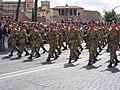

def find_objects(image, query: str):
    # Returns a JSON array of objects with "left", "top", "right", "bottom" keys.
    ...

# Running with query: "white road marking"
[
  {"left": 0, "top": 59, "right": 82, "bottom": 80},
  {"left": 0, "top": 62, "right": 67, "bottom": 80}
]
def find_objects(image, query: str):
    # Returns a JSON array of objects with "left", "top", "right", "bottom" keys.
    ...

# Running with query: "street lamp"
[{"left": 113, "top": 5, "right": 120, "bottom": 10}]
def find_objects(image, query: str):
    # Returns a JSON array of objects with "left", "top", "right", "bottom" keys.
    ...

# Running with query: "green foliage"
[{"left": 104, "top": 9, "right": 118, "bottom": 23}]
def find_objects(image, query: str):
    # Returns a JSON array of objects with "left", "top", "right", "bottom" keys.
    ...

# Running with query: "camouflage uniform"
[
  {"left": 61, "top": 27, "right": 68, "bottom": 50},
  {"left": 38, "top": 28, "right": 47, "bottom": 54},
  {"left": 46, "top": 28, "right": 59, "bottom": 62},
  {"left": 68, "top": 28, "right": 79, "bottom": 63},
  {"left": 8, "top": 26, "right": 19, "bottom": 57},
  {"left": 28, "top": 29, "right": 41, "bottom": 60},
  {"left": 17, "top": 28, "right": 29, "bottom": 58},
  {"left": 107, "top": 26, "right": 119, "bottom": 68},
  {"left": 87, "top": 28, "right": 99, "bottom": 65}
]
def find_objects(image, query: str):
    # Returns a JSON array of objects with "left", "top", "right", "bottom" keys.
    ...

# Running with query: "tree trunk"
[
  {"left": 16, "top": 0, "right": 21, "bottom": 21},
  {"left": 34, "top": 0, "right": 38, "bottom": 22}
]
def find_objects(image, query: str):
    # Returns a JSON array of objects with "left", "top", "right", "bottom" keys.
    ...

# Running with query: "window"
[
  {"left": 61, "top": 9, "right": 64, "bottom": 15},
  {"left": 27, "top": 4, "right": 29, "bottom": 7},
  {"left": 70, "top": 9, "right": 72, "bottom": 15},
  {"left": 74, "top": 9, "right": 77, "bottom": 16}
]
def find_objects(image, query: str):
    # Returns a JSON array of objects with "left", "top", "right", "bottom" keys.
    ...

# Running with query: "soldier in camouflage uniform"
[
  {"left": 17, "top": 26, "right": 29, "bottom": 58},
  {"left": 61, "top": 26, "right": 68, "bottom": 50},
  {"left": 46, "top": 27, "right": 59, "bottom": 62},
  {"left": 28, "top": 26, "right": 41, "bottom": 60},
  {"left": 68, "top": 26, "right": 80, "bottom": 63},
  {"left": 87, "top": 22, "right": 99, "bottom": 66},
  {"left": 107, "top": 22, "right": 119, "bottom": 68},
  {"left": 8, "top": 24, "right": 20, "bottom": 57},
  {"left": 38, "top": 27, "right": 47, "bottom": 54}
]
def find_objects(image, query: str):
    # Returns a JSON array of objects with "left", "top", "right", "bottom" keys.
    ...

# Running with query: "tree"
[
  {"left": 15, "top": 0, "right": 21, "bottom": 21},
  {"left": 34, "top": 0, "right": 38, "bottom": 22},
  {"left": 104, "top": 9, "right": 118, "bottom": 23}
]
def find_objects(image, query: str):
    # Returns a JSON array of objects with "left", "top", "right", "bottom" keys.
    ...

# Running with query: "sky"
[{"left": 3, "top": 0, "right": 120, "bottom": 15}]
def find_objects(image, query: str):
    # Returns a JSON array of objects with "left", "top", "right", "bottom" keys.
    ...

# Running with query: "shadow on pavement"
[
  {"left": 2, "top": 56, "right": 11, "bottom": 59},
  {"left": 81, "top": 65, "right": 102, "bottom": 70},
  {"left": 41, "top": 61, "right": 55, "bottom": 65},
  {"left": 101, "top": 67, "right": 120, "bottom": 73},
  {"left": 10, "top": 57, "right": 21, "bottom": 60},
  {"left": 63, "top": 63, "right": 79, "bottom": 68}
]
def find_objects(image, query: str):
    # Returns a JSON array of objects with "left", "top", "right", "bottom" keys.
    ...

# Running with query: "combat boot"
[
  {"left": 107, "top": 62, "right": 112, "bottom": 68},
  {"left": 25, "top": 51, "right": 29, "bottom": 56},
  {"left": 74, "top": 56, "right": 79, "bottom": 62},
  {"left": 17, "top": 50, "right": 20, "bottom": 55},
  {"left": 80, "top": 45, "right": 83, "bottom": 51},
  {"left": 42, "top": 50, "right": 47, "bottom": 54},
  {"left": 42, "top": 46, "right": 47, "bottom": 54},
  {"left": 92, "top": 57, "right": 98, "bottom": 64},
  {"left": 28, "top": 55, "right": 33, "bottom": 60},
  {"left": 46, "top": 57, "right": 51, "bottom": 62},
  {"left": 68, "top": 58, "right": 72, "bottom": 64},
  {"left": 36, "top": 52, "right": 41, "bottom": 58},
  {"left": 9, "top": 51, "right": 13, "bottom": 57},
  {"left": 88, "top": 60, "right": 92, "bottom": 66},
  {"left": 99, "top": 47, "right": 102, "bottom": 53},
  {"left": 54, "top": 54, "right": 59, "bottom": 60},
  {"left": 18, "top": 53, "right": 22, "bottom": 58},
  {"left": 114, "top": 60, "right": 119, "bottom": 67}
]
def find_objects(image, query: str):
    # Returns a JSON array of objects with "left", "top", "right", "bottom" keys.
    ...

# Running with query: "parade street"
[{"left": 0, "top": 44, "right": 120, "bottom": 90}]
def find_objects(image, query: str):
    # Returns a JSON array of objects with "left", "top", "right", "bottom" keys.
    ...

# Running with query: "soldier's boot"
[
  {"left": 58, "top": 49, "right": 62, "bottom": 55},
  {"left": 88, "top": 60, "right": 92, "bottom": 66},
  {"left": 74, "top": 55, "right": 79, "bottom": 62},
  {"left": 46, "top": 57, "right": 51, "bottom": 62},
  {"left": 92, "top": 57, "right": 98, "bottom": 64},
  {"left": 36, "top": 52, "right": 41, "bottom": 58},
  {"left": 107, "top": 62, "right": 112, "bottom": 68},
  {"left": 54, "top": 53, "right": 59, "bottom": 60},
  {"left": 102, "top": 44, "right": 106, "bottom": 48},
  {"left": 77, "top": 50, "right": 81, "bottom": 56},
  {"left": 96, "top": 52, "right": 99, "bottom": 57},
  {"left": 42, "top": 46, "right": 47, "bottom": 54},
  {"left": 17, "top": 50, "right": 20, "bottom": 55},
  {"left": 18, "top": 53, "right": 22, "bottom": 58},
  {"left": 80, "top": 45, "right": 83, "bottom": 51},
  {"left": 24, "top": 49, "right": 29, "bottom": 56},
  {"left": 106, "top": 48, "right": 110, "bottom": 52},
  {"left": 9, "top": 51, "right": 13, "bottom": 57},
  {"left": 28, "top": 54, "right": 33, "bottom": 60},
  {"left": 99, "top": 47, "right": 102, "bottom": 53},
  {"left": 68, "top": 58, "right": 72, "bottom": 64}
]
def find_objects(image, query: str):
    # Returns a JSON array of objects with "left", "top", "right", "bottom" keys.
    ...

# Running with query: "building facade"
[
  {"left": 38, "top": 0, "right": 101, "bottom": 22},
  {"left": 53, "top": 5, "right": 84, "bottom": 20},
  {"left": 37, "top": 1, "right": 53, "bottom": 22},
  {"left": 0, "top": 0, "right": 34, "bottom": 21}
]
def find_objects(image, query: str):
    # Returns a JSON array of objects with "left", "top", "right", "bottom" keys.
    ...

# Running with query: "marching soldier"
[
  {"left": 38, "top": 27, "right": 47, "bottom": 54},
  {"left": 87, "top": 21, "right": 99, "bottom": 66},
  {"left": 107, "top": 22, "right": 119, "bottom": 68},
  {"left": 68, "top": 26, "right": 79, "bottom": 63},
  {"left": 46, "top": 26, "right": 59, "bottom": 62},
  {"left": 8, "top": 24, "right": 20, "bottom": 57},
  {"left": 28, "top": 26, "right": 41, "bottom": 60},
  {"left": 17, "top": 26, "right": 29, "bottom": 58}
]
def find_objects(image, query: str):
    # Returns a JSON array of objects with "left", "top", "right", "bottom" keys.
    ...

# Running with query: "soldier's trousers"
[
  {"left": 31, "top": 41, "right": 40, "bottom": 55},
  {"left": 109, "top": 44, "right": 118, "bottom": 62},
  {"left": 10, "top": 40, "right": 19, "bottom": 52},
  {"left": 48, "top": 41, "right": 57, "bottom": 58},
  {"left": 69, "top": 40, "right": 78, "bottom": 59},
  {"left": 89, "top": 42, "right": 97, "bottom": 62}
]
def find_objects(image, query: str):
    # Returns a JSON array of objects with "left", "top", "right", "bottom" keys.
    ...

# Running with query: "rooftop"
[{"left": 53, "top": 6, "right": 84, "bottom": 9}]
